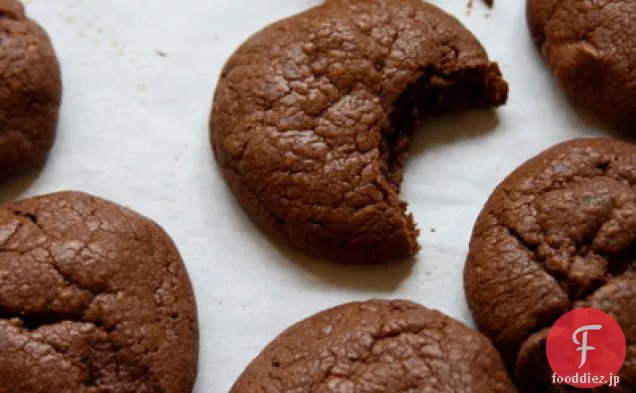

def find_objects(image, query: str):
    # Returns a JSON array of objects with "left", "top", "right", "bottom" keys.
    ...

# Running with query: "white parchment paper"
[{"left": 2, "top": 0, "right": 612, "bottom": 391}]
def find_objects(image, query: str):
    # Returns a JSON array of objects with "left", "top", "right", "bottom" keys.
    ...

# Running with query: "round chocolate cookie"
[
  {"left": 464, "top": 139, "right": 635, "bottom": 392},
  {"left": 527, "top": 0, "right": 636, "bottom": 131},
  {"left": 0, "top": 0, "right": 61, "bottom": 181},
  {"left": 230, "top": 299, "right": 517, "bottom": 393},
  {"left": 0, "top": 192, "right": 198, "bottom": 393},
  {"left": 211, "top": 0, "right": 508, "bottom": 262}
]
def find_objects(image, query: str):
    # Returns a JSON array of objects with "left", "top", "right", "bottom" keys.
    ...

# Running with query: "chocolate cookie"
[
  {"left": 0, "top": 0, "right": 61, "bottom": 181},
  {"left": 464, "top": 139, "right": 635, "bottom": 392},
  {"left": 211, "top": 0, "right": 508, "bottom": 262},
  {"left": 527, "top": 0, "right": 636, "bottom": 131},
  {"left": 0, "top": 191, "right": 198, "bottom": 393},
  {"left": 230, "top": 299, "right": 517, "bottom": 393}
]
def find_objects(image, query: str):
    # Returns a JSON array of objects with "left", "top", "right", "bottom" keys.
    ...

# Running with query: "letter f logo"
[{"left": 573, "top": 325, "right": 603, "bottom": 368}]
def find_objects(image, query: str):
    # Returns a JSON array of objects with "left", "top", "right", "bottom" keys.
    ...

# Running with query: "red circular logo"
[{"left": 546, "top": 308, "right": 626, "bottom": 388}]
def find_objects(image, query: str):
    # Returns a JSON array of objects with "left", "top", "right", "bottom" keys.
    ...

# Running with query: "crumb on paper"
[
  {"left": 156, "top": 50, "right": 168, "bottom": 57},
  {"left": 136, "top": 83, "right": 148, "bottom": 92},
  {"left": 430, "top": 228, "right": 436, "bottom": 233},
  {"left": 467, "top": 0, "right": 494, "bottom": 13}
]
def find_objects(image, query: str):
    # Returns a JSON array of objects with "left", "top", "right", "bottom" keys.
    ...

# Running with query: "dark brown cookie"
[
  {"left": 464, "top": 139, "right": 635, "bottom": 392},
  {"left": 230, "top": 299, "right": 517, "bottom": 393},
  {"left": 0, "top": 0, "right": 61, "bottom": 181},
  {"left": 0, "top": 191, "right": 198, "bottom": 393},
  {"left": 527, "top": 0, "right": 636, "bottom": 131},
  {"left": 211, "top": 0, "right": 508, "bottom": 262},
  {"left": 230, "top": 300, "right": 516, "bottom": 393}
]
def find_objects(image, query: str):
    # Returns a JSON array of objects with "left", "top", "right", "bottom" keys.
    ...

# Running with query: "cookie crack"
[
  {"left": 499, "top": 209, "right": 631, "bottom": 302},
  {"left": 498, "top": 169, "right": 635, "bottom": 294},
  {"left": 494, "top": 208, "right": 634, "bottom": 373},
  {"left": 50, "top": 260, "right": 107, "bottom": 298},
  {"left": 12, "top": 209, "right": 41, "bottom": 229},
  {"left": 10, "top": 208, "right": 114, "bottom": 297},
  {"left": 316, "top": 323, "right": 451, "bottom": 391},
  {"left": 0, "top": 306, "right": 85, "bottom": 330}
]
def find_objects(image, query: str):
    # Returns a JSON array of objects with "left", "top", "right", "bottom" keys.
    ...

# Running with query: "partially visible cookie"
[
  {"left": 0, "top": 191, "right": 198, "bottom": 393},
  {"left": 230, "top": 300, "right": 517, "bottom": 393},
  {"left": 211, "top": 0, "right": 508, "bottom": 262},
  {"left": 527, "top": 0, "right": 636, "bottom": 131},
  {"left": 0, "top": 0, "right": 61, "bottom": 181},
  {"left": 464, "top": 139, "right": 635, "bottom": 392}
]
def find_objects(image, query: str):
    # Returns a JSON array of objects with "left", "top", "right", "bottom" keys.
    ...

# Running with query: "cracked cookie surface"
[
  {"left": 464, "top": 139, "right": 636, "bottom": 392},
  {"left": 230, "top": 299, "right": 517, "bottom": 393},
  {"left": 527, "top": 0, "right": 636, "bottom": 131},
  {"left": 0, "top": 191, "right": 198, "bottom": 393},
  {"left": 0, "top": 0, "right": 61, "bottom": 181},
  {"left": 211, "top": 0, "right": 508, "bottom": 262}
]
